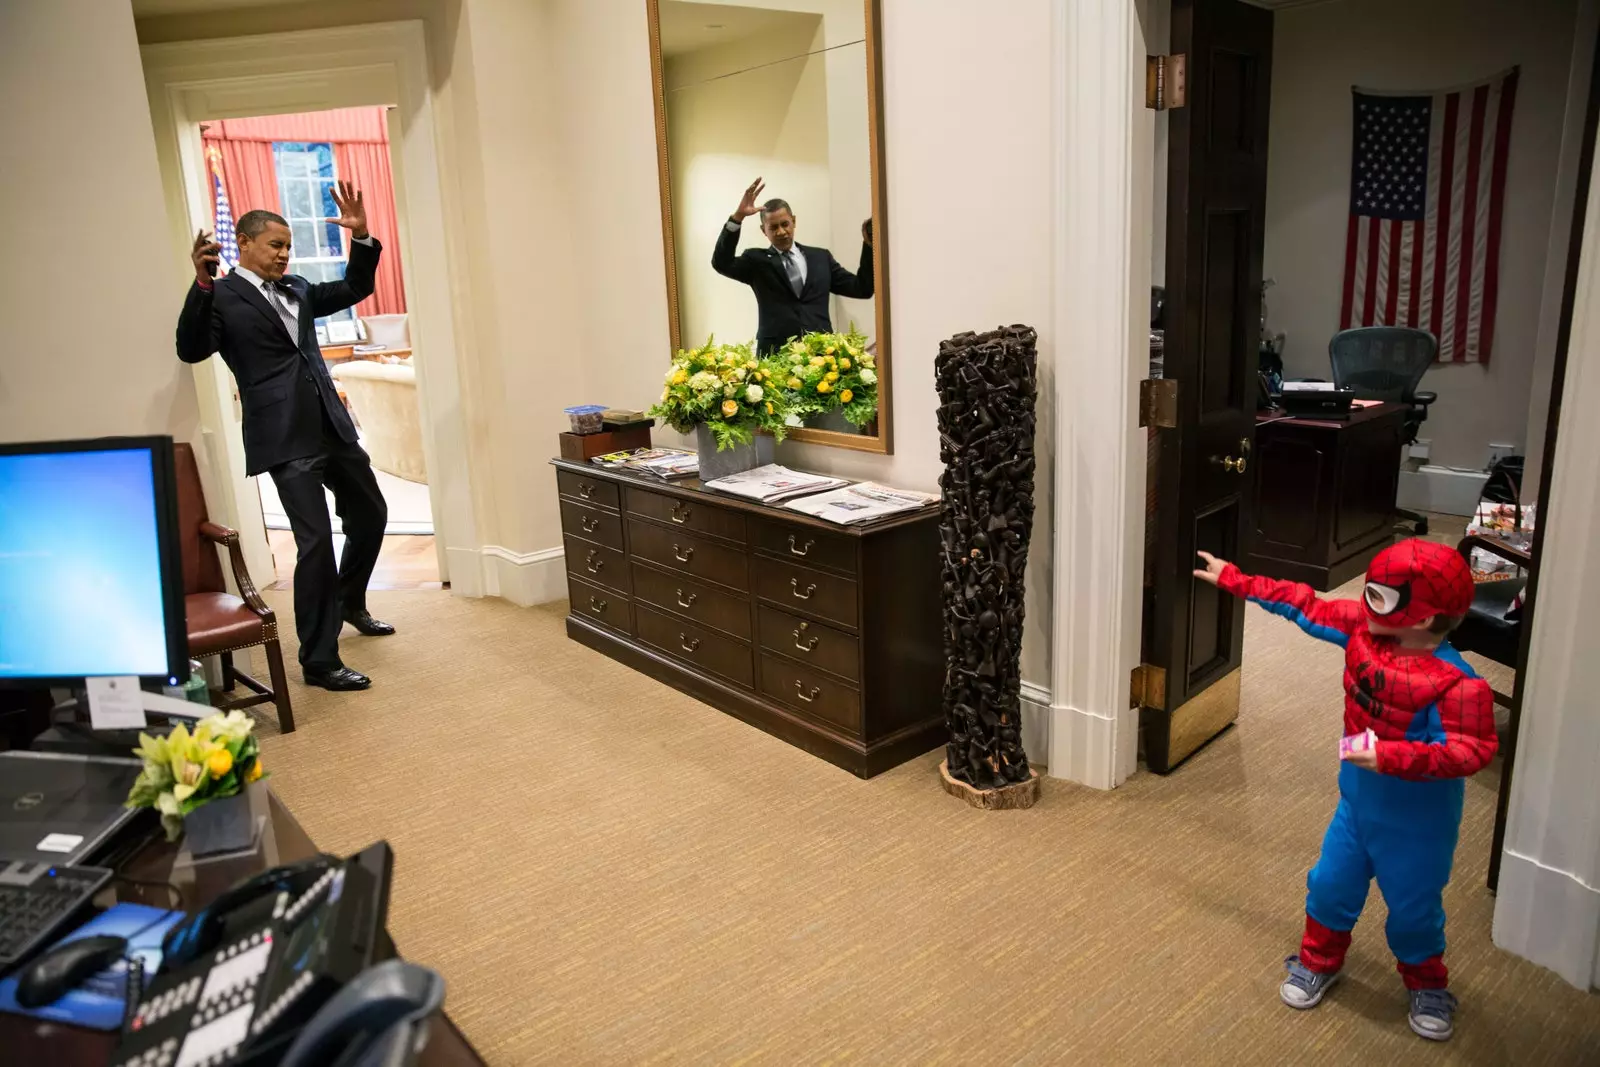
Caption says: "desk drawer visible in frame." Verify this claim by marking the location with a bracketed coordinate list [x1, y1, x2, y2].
[758, 604, 859, 682]
[627, 487, 747, 544]
[557, 469, 619, 511]
[627, 519, 748, 591]
[568, 575, 631, 635]
[760, 653, 861, 733]
[632, 562, 752, 641]
[755, 559, 857, 629]
[560, 498, 623, 551]
[564, 535, 629, 595]
[752, 518, 856, 575]
[636, 603, 753, 689]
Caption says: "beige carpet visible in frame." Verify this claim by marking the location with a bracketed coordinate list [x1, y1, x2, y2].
[252, 572, 1599, 1065]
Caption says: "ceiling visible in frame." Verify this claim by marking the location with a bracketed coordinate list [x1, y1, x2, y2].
[657, 2, 819, 58]
[130, 0, 285, 17]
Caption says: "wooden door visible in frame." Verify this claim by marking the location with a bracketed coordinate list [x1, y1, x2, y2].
[1141, 0, 1273, 773]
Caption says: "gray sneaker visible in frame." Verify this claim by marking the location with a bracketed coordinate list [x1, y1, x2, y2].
[1409, 988, 1458, 1041]
[1280, 955, 1340, 1009]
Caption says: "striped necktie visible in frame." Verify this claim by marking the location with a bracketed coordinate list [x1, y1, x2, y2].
[263, 282, 299, 341]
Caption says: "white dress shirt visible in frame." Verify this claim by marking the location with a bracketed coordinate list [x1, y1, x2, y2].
[231, 233, 377, 330]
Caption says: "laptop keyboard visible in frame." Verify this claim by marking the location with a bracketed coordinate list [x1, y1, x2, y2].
[0, 861, 112, 973]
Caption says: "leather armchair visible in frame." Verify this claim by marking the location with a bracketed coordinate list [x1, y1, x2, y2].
[174, 443, 295, 732]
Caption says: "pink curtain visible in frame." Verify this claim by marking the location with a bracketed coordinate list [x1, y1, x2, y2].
[209, 107, 387, 144]
[335, 141, 406, 317]
[204, 135, 280, 221]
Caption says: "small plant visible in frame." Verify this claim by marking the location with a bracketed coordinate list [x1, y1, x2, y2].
[125, 710, 267, 841]
[650, 337, 794, 451]
[777, 327, 878, 426]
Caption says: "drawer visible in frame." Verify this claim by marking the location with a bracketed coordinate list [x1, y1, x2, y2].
[560, 498, 623, 551]
[758, 604, 859, 683]
[557, 469, 619, 511]
[632, 562, 753, 641]
[568, 575, 631, 635]
[760, 653, 862, 733]
[752, 517, 856, 575]
[635, 603, 754, 689]
[627, 519, 748, 592]
[755, 559, 858, 629]
[563, 535, 629, 595]
[627, 487, 747, 544]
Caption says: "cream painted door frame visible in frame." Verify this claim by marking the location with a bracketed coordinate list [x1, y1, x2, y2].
[141, 21, 482, 595]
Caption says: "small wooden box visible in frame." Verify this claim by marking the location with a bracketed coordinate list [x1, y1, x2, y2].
[558, 423, 653, 461]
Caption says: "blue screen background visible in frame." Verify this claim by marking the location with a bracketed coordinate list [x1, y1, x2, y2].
[0, 448, 172, 679]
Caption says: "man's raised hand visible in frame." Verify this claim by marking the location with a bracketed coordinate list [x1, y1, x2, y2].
[329, 180, 369, 239]
[733, 177, 766, 221]
[191, 229, 221, 283]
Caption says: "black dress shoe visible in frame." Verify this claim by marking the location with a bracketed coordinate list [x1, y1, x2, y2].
[303, 666, 372, 691]
[343, 610, 395, 637]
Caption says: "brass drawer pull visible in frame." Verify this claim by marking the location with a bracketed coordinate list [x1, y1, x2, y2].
[788, 535, 814, 557]
[585, 549, 604, 574]
[670, 502, 692, 524]
[792, 622, 819, 652]
[676, 589, 698, 609]
[794, 681, 822, 703]
[790, 578, 817, 600]
[679, 633, 701, 653]
[673, 544, 695, 563]
[588, 596, 608, 613]
[577, 482, 595, 500]
[580, 515, 600, 533]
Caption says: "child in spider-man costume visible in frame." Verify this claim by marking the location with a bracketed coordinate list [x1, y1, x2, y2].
[1195, 539, 1496, 1042]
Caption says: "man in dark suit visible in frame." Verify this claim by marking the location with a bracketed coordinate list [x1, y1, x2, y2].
[177, 182, 392, 692]
[712, 177, 873, 355]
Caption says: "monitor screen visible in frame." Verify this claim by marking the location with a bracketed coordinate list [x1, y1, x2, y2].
[0, 437, 187, 685]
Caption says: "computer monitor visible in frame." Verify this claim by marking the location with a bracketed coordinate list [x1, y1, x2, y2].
[0, 436, 188, 688]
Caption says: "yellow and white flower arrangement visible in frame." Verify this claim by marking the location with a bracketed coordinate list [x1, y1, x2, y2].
[650, 338, 794, 451]
[124, 710, 268, 841]
[780, 327, 878, 427]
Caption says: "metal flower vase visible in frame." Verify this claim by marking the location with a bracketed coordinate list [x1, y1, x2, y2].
[696, 424, 774, 481]
[183, 785, 258, 856]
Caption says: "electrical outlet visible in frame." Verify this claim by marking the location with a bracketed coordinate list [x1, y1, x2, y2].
[1486, 442, 1518, 470]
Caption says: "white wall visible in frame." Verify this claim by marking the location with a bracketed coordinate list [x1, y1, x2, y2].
[1, 0, 199, 445]
[1264, 0, 1581, 471]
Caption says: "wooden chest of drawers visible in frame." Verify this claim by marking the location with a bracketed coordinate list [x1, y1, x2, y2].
[552, 459, 945, 777]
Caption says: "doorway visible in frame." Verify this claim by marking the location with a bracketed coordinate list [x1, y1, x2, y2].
[193, 107, 441, 589]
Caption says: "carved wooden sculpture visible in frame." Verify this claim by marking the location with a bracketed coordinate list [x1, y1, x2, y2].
[936, 325, 1038, 793]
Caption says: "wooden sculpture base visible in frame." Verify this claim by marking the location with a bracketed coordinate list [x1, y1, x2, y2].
[939, 760, 1041, 810]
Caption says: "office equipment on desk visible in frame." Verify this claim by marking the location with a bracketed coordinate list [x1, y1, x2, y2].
[1244, 402, 1407, 592]
[1277, 381, 1357, 417]
[0, 904, 185, 1029]
[1328, 327, 1438, 535]
[0, 860, 112, 975]
[108, 841, 418, 1067]
[0, 752, 147, 867]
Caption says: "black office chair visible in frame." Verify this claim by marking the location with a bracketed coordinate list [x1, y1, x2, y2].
[1329, 327, 1439, 535]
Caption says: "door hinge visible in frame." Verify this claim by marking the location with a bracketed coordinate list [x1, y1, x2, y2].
[1145, 54, 1187, 111]
[1131, 663, 1167, 709]
[1138, 378, 1179, 429]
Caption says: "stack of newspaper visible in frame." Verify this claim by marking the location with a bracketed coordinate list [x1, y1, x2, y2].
[784, 482, 939, 526]
[590, 448, 699, 479]
[702, 464, 847, 503]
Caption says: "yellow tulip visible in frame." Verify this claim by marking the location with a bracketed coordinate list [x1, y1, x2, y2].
[246, 759, 264, 783]
[824, 346, 836, 355]
[817, 381, 833, 394]
[840, 358, 851, 369]
[672, 369, 688, 385]
[207, 749, 233, 779]
[826, 371, 839, 382]
[809, 356, 826, 367]
[788, 377, 802, 389]
[721, 399, 739, 417]
[840, 389, 853, 403]
[765, 401, 774, 414]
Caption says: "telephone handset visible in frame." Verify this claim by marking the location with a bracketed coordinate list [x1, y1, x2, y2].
[280, 959, 445, 1067]
[160, 854, 337, 971]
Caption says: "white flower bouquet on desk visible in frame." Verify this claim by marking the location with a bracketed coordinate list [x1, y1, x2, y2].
[649, 337, 794, 452]
[124, 710, 268, 842]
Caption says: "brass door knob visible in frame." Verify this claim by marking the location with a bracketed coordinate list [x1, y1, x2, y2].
[1224, 455, 1247, 474]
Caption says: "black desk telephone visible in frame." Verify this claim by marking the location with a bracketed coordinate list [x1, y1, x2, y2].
[109, 841, 444, 1067]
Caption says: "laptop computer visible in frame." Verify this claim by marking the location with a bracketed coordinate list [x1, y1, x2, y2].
[0, 751, 145, 867]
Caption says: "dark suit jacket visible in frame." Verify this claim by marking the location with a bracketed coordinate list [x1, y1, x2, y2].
[176, 238, 382, 475]
[712, 225, 873, 355]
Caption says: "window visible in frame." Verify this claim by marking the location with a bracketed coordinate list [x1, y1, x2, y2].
[272, 142, 360, 344]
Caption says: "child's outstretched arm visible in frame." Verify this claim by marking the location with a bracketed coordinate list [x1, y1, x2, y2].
[1375, 674, 1499, 779]
[1194, 551, 1365, 648]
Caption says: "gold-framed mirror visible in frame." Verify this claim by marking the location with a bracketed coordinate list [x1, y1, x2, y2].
[646, 0, 892, 454]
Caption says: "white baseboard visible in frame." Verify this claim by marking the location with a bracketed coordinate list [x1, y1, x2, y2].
[446, 545, 566, 606]
[1492, 849, 1600, 991]
[1020, 680, 1052, 770]
[1047, 702, 1137, 790]
[443, 546, 485, 598]
[1397, 464, 1490, 516]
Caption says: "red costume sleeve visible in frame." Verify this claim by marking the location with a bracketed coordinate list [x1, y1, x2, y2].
[1216, 564, 1366, 647]
[1375, 675, 1499, 779]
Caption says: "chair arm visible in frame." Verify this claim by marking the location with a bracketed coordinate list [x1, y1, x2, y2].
[1413, 390, 1438, 406]
[1457, 534, 1533, 570]
[199, 521, 273, 617]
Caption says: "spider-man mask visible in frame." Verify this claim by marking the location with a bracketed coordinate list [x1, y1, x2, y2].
[1363, 539, 1475, 628]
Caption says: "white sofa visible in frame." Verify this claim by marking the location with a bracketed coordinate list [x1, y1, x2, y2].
[331, 360, 427, 483]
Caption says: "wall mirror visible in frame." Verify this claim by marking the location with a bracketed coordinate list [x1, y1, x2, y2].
[647, 0, 892, 453]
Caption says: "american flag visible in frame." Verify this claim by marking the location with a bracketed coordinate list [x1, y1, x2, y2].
[206, 145, 240, 272]
[1340, 69, 1518, 364]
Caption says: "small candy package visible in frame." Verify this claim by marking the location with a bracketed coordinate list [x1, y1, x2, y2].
[1339, 728, 1377, 761]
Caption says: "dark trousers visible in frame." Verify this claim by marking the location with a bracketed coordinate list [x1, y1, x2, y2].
[268, 424, 387, 670]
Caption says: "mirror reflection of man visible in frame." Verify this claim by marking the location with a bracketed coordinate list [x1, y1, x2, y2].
[712, 177, 873, 356]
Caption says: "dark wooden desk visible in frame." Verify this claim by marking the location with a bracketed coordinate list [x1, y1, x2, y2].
[1244, 402, 1405, 591]
[2, 789, 484, 1067]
